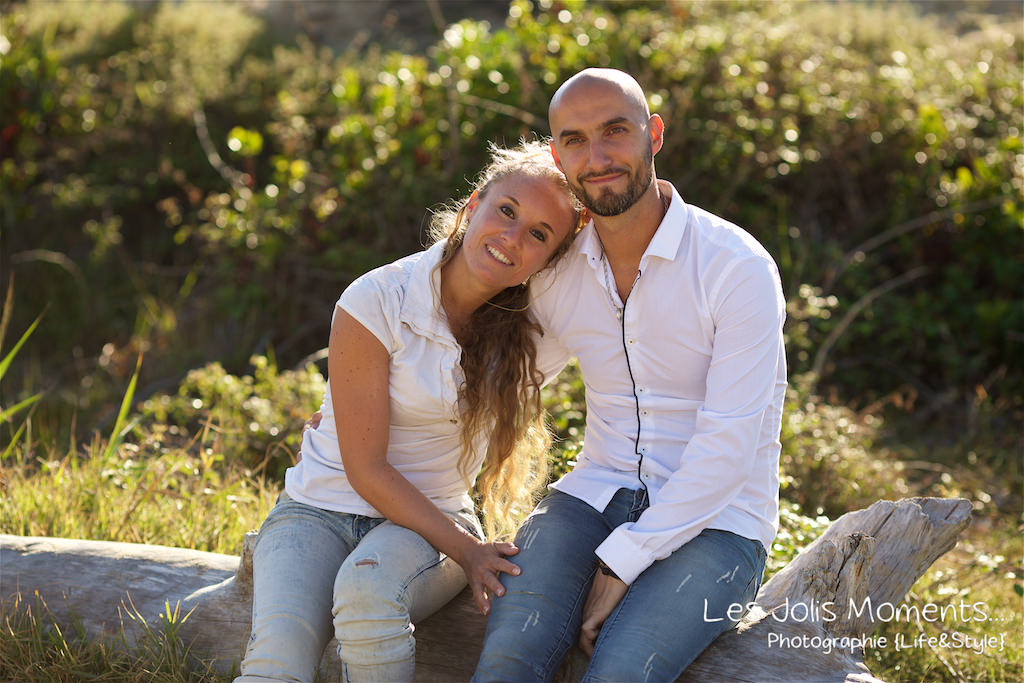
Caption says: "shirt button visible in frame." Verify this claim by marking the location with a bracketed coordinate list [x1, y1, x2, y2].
[642, 410, 649, 416]
[627, 338, 635, 345]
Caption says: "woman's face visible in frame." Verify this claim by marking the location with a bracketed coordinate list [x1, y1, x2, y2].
[459, 174, 576, 294]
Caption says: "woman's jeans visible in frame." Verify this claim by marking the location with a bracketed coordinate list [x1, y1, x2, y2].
[473, 488, 766, 683]
[235, 493, 480, 682]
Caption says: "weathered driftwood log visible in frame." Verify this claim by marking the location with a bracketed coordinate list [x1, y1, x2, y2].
[0, 497, 970, 682]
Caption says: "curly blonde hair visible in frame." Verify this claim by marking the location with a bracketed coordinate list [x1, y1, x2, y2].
[428, 139, 583, 538]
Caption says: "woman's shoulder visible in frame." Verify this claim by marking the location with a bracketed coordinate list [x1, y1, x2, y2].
[343, 247, 432, 300]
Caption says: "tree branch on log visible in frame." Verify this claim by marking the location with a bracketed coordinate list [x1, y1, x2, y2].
[0, 497, 970, 682]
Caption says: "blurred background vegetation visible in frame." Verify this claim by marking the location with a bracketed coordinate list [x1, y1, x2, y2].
[1, 0, 1021, 681]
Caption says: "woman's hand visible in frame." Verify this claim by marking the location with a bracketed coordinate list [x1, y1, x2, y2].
[579, 572, 628, 655]
[450, 539, 522, 615]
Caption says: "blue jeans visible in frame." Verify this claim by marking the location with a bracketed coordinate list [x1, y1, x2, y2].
[473, 488, 766, 683]
[236, 493, 481, 682]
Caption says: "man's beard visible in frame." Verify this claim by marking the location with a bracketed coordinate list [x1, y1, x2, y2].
[572, 145, 655, 217]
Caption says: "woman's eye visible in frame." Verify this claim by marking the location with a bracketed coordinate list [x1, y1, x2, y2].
[530, 228, 547, 242]
[501, 205, 515, 218]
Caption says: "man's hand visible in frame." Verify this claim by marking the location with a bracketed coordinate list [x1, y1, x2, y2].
[295, 411, 323, 463]
[579, 571, 628, 655]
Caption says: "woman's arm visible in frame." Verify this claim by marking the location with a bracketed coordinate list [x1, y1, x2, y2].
[328, 307, 520, 615]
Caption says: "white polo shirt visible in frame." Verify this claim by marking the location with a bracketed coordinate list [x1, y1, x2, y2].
[285, 240, 484, 516]
[531, 182, 788, 585]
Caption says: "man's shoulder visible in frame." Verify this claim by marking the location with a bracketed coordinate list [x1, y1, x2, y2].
[684, 202, 777, 268]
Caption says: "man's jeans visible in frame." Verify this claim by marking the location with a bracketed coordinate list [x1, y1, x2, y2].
[236, 492, 480, 682]
[473, 488, 766, 683]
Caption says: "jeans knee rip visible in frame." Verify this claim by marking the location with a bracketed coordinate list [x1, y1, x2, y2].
[353, 553, 380, 568]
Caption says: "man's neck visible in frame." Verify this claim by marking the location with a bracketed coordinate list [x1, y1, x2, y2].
[592, 179, 670, 303]
[593, 179, 670, 267]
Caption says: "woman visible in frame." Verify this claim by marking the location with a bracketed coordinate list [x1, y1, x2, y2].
[236, 140, 583, 682]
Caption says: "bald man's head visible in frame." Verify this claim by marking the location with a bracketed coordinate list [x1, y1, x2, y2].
[549, 68, 650, 123]
[546, 69, 664, 217]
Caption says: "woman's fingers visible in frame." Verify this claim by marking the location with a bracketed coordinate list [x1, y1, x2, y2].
[493, 541, 519, 557]
[494, 557, 520, 577]
[463, 541, 525, 614]
[474, 585, 492, 615]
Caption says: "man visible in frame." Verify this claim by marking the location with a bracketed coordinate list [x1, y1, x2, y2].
[472, 68, 787, 682]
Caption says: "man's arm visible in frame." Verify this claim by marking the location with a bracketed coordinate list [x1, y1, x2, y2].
[598, 256, 786, 584]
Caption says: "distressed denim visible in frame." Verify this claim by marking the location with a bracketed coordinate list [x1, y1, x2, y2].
[236, 493, 480, 682]
[473, 488, 766, 683]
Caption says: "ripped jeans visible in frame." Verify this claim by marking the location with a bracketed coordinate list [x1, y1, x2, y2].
[473, 488, 766, 683]
[236, 492, 481, 682]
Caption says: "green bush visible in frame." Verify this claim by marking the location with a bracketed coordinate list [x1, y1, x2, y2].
[4, 0, 1020, 438]
[138, 354, 325, 478]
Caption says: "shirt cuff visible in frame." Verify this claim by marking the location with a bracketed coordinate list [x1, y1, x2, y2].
[595, 527, 653, 586]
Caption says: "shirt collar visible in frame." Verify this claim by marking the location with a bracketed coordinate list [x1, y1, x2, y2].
[644, 182, 687, 263]
[399, 240, 459, 347]
[576, 181, 688, 271]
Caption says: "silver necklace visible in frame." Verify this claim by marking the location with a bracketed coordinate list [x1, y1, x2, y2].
[600, 251, 623, 321]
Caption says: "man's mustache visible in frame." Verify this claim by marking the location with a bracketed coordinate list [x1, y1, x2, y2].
[577, 167, 630, 182]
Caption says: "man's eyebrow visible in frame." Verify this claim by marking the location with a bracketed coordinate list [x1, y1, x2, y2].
[557, 116, 632, 140]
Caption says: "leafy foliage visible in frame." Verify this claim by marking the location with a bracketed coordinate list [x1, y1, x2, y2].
[1, 3, 1021, 680]
[138, 354, 326, 478]
[2, 0, 1020, 439]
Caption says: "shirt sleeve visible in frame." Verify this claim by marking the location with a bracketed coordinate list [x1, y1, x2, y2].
[336, 271, 399, 353]
[596, 255, 787, 585]
[529, 268, 573, 385]
[533, 329, 572, 387]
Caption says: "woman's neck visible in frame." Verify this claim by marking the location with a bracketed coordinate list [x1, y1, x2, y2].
[439, 255, 494, 339]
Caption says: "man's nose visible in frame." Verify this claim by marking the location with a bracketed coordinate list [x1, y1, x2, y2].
[588, 140, 612, 168]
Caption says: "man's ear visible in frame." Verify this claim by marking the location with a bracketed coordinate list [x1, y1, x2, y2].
[648, 114, 665, 156]
[549, 139, 564, 172]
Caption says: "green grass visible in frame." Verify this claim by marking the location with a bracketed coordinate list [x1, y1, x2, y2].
[1, 423, 276, 555]
[866, 524, 1023, 682]
[3, 372, 1020, 681]
[1, 592, 227, 681]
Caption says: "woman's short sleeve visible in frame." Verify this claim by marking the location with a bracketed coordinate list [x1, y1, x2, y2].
[336, 270, 400, 353]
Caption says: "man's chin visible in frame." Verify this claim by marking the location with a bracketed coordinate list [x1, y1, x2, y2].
[584, 193, 632, 217]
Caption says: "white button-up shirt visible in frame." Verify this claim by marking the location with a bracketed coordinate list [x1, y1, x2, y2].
[286, 241, 483, 516]
[531, 183, 787, 585]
